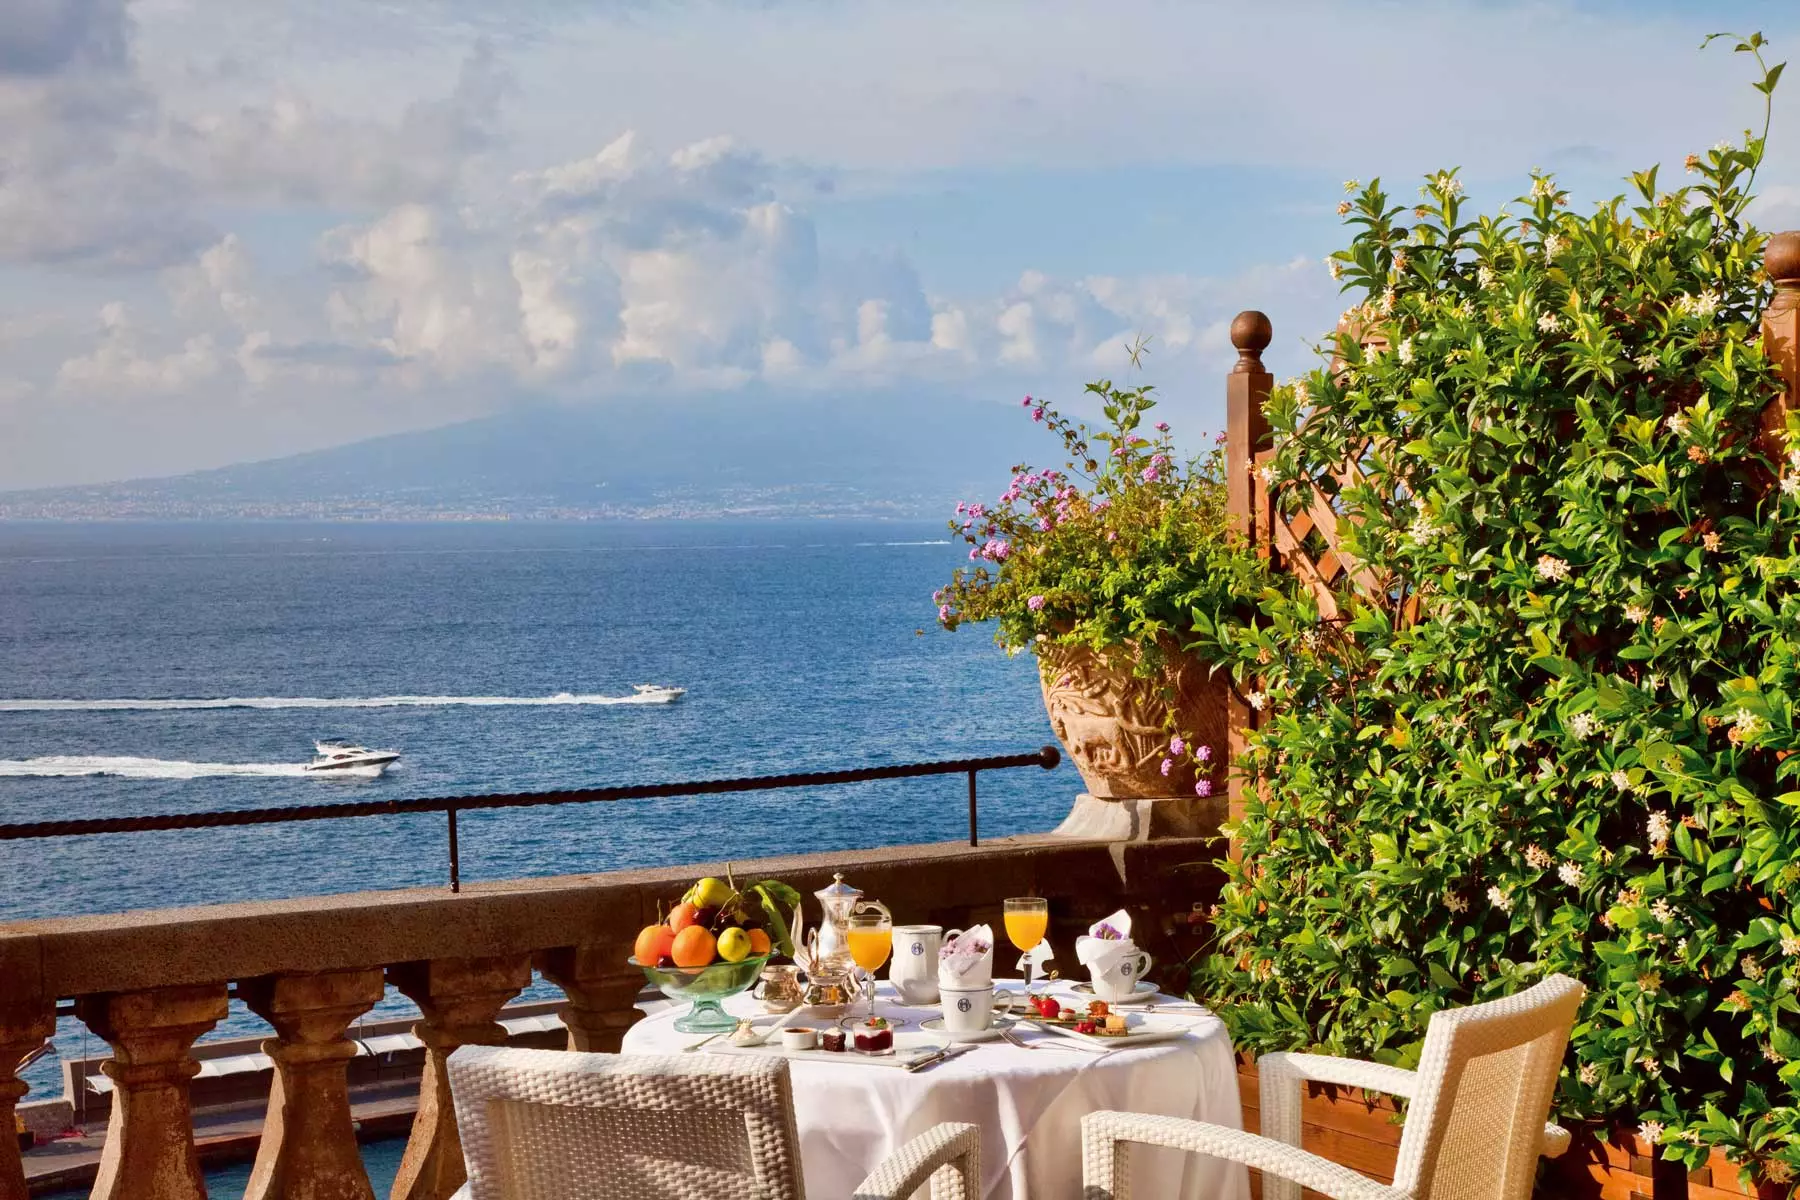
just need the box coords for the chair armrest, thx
[1082,1111,1407,1200]
[1260,1051,1419,1098]
[853,1121,980,1200]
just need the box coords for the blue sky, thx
[2,0,1798,488]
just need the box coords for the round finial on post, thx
[1230,310,1272,374]
[1769,232,1800,290]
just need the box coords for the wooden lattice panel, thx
[1251,440,1409,626]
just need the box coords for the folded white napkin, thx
[938,924,994,985]
[1076,908,1134,968]
[1015,941,1055,978]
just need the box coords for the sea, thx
[0,520,1076,1191]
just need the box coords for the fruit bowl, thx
[634,953,773,1033]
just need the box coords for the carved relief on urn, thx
[1037,641,1230,799]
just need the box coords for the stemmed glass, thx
[1003,896,1049,992]
[845,902,893,1022]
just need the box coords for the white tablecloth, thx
[623,980,1250,1200]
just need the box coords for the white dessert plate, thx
[1017,1011,1195,1049]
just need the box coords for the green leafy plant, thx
[1197,36,1800,1186]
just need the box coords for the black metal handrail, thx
[0,746,1063,892]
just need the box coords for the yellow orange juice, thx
[1004,910,1047,951]
[847,927,892,972]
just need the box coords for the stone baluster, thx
[0,1001,54,1200]
[534,943,644,1052]
[387,957,530,1200]
[239,969,385,1200]
[76,984,229,1200]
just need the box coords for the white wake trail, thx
[0,692,676,712]
[0,756,318,779]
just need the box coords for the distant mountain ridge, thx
[0,392,1048,520]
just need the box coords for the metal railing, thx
[0,746,1063,891]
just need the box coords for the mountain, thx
[0,391,1054,520]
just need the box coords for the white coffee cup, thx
[1088,947,1154,1003]
[939,984,1015,1033]
[889,924,942,1005]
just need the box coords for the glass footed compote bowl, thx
[634,953,773,1033]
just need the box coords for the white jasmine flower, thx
[1537,312,1562,333]
[1535,555,1571,582]
[1634,352,1659,372]
[1665,411,1690,436]
[1767,1160,1796,1185]
[1567,712,1600,739]
[1713,140,1731,153]
[1247,691,1267,711]
[1733,709,1767,738]
[1638,971,1661,992]
[1525,844,1554,869]
[1487,885,1513,913]
[1544,234,1568,258]
[1477,265,1498,290]
[1293,378,1310,404]
[1766,1044,1788,1064]
[1391,251,1408,273]
[1640,1058,1662,1079]
[1652,897,1675,923]
[1558,861,1585,887]
[1639,1120,1665,1145]
[1743,954,1765,982]
[1408,513,1444,543]
[1579,1063,1599,1085]
[1782,475,1800,499]
[1610,769,1631,791]
[1781,935,1800,957]
[1444,890,1468,913]
[1624,601,1650,623]
[1328,258,1344,280]
[1433,172,1464,198]
[1532,177,1556,200]
[1397,337,1414,364]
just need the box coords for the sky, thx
[3,0,1800,489]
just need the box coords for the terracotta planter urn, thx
[1036,640,1230,800]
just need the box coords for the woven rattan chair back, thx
[1392,973,1585,1200]
[448,1045,808,1200]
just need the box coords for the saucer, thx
[919,1017,1010,1043]
[1070,980,1160,1005]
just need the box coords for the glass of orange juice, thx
[846,903,893,1021]
[1004,897,1049,991]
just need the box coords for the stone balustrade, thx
[0,832,1218,1200]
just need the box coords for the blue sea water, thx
[0,520,1077,1116]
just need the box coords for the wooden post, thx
[1762,231,1800,463]
[1225,312,1273,840]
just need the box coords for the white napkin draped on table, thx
[623,980,1249,1200]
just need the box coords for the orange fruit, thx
[670,925,717,968]
[668,902,701,933]
[634,924,675,965]
[746,928,772,956]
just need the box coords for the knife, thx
[905,1044,976,1073]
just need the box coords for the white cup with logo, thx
[1088,945,1154,1004]
[889,924,943,1005]
[939,984,1015,1033]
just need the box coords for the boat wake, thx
[0,691,680,712]
[0,756,318,779]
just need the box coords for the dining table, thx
[622,978,1250,1199]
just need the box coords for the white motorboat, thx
[304,740,400,775]
[632,684,686,703]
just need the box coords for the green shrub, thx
[1196,38,1800,1184]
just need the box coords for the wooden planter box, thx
[1236,1056,1789,1199]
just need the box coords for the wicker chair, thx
[445,1044,980,1200]
[1081,973,1586,1200]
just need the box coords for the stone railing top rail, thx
[0,834,1141,1004]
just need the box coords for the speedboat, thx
[632,684,686,703]
[304,740,400,775]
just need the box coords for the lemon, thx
[716,927,752,963]
[691,877,735,909]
